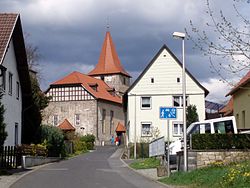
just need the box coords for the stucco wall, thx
[127,48,206,143]
[1,40,22,146]
[233,82,250,129]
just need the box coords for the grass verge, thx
[129,157,160,169]
[159,160,250,188]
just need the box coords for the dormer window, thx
[89,83,98,91]
[107,87,115,96]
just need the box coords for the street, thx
[11,146,169,188]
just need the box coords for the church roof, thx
[58,119,75,131]
[50,71,122,104]
[88,31,131,77]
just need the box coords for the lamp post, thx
[133,94,137,159]
[173,32,187,172]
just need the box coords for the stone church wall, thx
[97,100,125,144]
[42,100,97,136]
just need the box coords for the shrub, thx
[73,138,87,154]
[79,134,95,150]
[40,125,65,157]
[17,144,48,157]
[130,143,149,158]
[192,134,250,150]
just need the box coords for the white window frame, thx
[75,114,80,126]
[141,96,151,109]
[53,115,58,126]
[141,122,152,137]
[8,72,13,95]
[173,96,189,107]
[172,122,183,136]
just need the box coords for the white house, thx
[126,45,209,143]
[0,13,32,146]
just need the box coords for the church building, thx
[42,31,130,144]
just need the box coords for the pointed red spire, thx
[88,31,131,77]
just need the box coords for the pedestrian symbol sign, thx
[159,107,177,119]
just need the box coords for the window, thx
[141,97,151,109]
[8,72,13,95]
[173,122,183,135]
[242,110,246,128]
[0,68,6,91]
[141,123,152,137]
[75,114,80,126]
[102,109,106,133]
[123,77,126,85]
[110,111,114,135]
[14,123,18,145]
[16,82,19,100]
[173,96,189,107]
[101,75,104,81]
[214,120,234,134]
[53,115,58,126]
[151,78,154,83]
[187,123,210,136]
[177,77,180,83]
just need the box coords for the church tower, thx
[88,31,131,96]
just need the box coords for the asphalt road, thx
[10,146,169,188]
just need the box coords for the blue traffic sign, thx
[160,107,177,119]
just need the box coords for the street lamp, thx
[173,31,187,172]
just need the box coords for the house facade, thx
[43,31,130,144]
[0,14,32,146]
[126,45,208,143]
[226,71,250,130]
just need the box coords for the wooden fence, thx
[0,146,22,169]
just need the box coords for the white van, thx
[169,116,237,154]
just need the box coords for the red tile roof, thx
[219,97,233,116]
[0,13,19,64]
[51,71,122,104]
[115,122,126,132]
[58,119,75,131]
[227,71,250,96]
[88,31,131,77]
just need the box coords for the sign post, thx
[160,107,177,177]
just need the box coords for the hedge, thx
[191,134,250,150]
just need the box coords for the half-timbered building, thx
[43,31,130,144]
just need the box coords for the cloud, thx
[202,78,231,103]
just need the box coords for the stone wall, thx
[186,150,250,170]
[42,100,97,136]
[97,100,125,144]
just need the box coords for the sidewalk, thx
[0,165,48,188]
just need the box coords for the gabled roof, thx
[58,119,75,131]
[115,122,126,133]
[126,44,209,96]
[0,13,32,102]
[49,71,122,104]
[0,13,19,64]
[88,31,131,77]
[226,71,250,96]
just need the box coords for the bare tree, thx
[186,0,250,86]
[24,33,41,71]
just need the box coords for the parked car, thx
[169,116,237,155]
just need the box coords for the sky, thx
[0,0,248,104]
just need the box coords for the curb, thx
[118,149,172,188]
